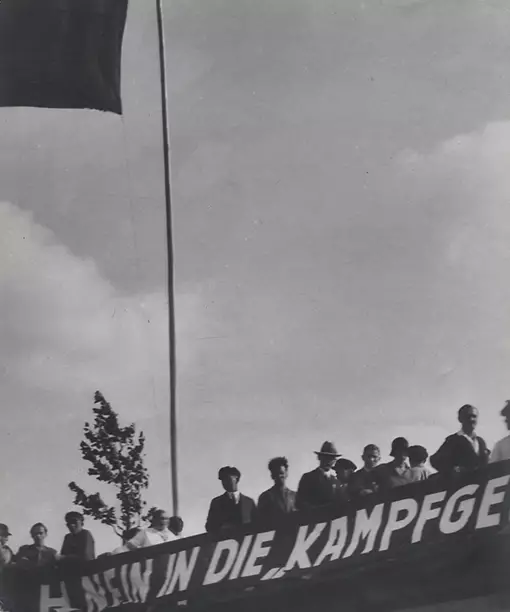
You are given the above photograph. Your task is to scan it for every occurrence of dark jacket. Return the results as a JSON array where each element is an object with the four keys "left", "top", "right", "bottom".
[
  {"left": 60, "top": 529, "right": 95, "bottom": 562},
  {"left": 296, "top": 468, "right": 337, "bottom": 510},
  {"left": 430, "top": 433, "right": 489, "bottom": 474},
  {"left": 16, "top": 544, "right": 57, "bottom": 569},
  {"left": 205, "top": 492, "right": 256, "bottom": 533},
  {"left": 350, "top": 467, "right": 382, "bottom": 498},
  {"left": 376, "top": 462, "right": 415, "bottom": 490},
  {"left": 257, "top": 486, "right": 296, "bottom": 524}
]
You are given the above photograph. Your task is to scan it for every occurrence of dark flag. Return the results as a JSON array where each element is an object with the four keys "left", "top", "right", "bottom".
[{"left": 0, "top": 0, "right": 128, "bottom": 114}]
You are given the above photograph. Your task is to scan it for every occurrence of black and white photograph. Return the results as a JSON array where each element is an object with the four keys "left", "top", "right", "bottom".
[{"left": 1, "top": 1, "right": 510, "bottom": 612}]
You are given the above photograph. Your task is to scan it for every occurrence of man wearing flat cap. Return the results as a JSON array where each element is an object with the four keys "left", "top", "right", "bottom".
[
  {"left": 205, "top": 466, "right": 256, "bottom": 533},
  {"left": 490, "top": 401, "right": 510, "bottom": 463},
  {"left": 296, "top": 441, "right": 341, "bottom": 510}
]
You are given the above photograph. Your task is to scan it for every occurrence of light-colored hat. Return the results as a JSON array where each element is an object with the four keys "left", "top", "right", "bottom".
[{"left": 315, "top": 441, "right": 341, "bottom": 457}]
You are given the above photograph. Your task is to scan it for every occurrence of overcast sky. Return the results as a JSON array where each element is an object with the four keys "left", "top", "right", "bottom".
[{"left": 2, "top": 0, "right": 510, "bottom": 553}]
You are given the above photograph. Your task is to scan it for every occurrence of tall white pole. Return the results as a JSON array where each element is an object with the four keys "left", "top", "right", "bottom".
[{"left": 156, "top": 0, "right": 179, "bottom": 517}]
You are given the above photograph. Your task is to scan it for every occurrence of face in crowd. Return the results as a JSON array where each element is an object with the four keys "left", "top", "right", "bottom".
[
  {"left": 65, "top": 513, "right": 84, "bottom": 535},
  {"left": 269, "top": 459, "right": 288, "bottom": 488},
  {"left": 151, "top": 510, "right": 170, "bottom": 532},
  {"left": 362, "top": 446, "right": 380, "bottom": 470},
  {"left": 31, "top": 523, "right": 47, "bottom": 547},
  {"left": 318, "top": 454, "right": 337, "bottom": 470},
  {"left": 221, "top": 471, "right": 240, "bottom": 493},
  {"left": 334, "top": 461, "right": 356, "bottom": 484},
  {"left": 459, "top": 405, "right": 478, "bottom": 435}
]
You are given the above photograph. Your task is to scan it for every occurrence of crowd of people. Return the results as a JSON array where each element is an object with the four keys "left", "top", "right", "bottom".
[
  {"left": 1, "top": 401, "right": 510, "bottom": 578},
  {"left": 203, "top": 401, "right": 510, "bottom": 532},
  {"left": 0, "top": 510, "right": 183, "bottom": 578}
]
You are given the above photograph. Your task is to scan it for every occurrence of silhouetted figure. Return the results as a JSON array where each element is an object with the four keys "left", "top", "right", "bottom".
[
  {"left": 296, "top": 441, "right": 341, "bottom": 510},
  {"left": 490, "top": 401, "right": 510, "bottom": 463},
  {"left": 430, "top": 405, "right": 489, "bottom": 474},
  {"left": 258, "top": 457, "right": 296, "bottom": 524},
  {"left": 205, "top": 466, "right": 256, "bottom": 533}
]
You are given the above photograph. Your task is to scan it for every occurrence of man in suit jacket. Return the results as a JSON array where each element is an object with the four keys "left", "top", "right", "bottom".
[
  {"left": 258, "top": 457, "right": 296, "bottom": 525},
  {"left": 430, "top": 405, "right": 489, "bottom": 474},
  {"left": 296, "top": 441, "right": 341, "bottom": 511},
  {"left": 205, "top": 466, "right": 256, "bottom": 533}
]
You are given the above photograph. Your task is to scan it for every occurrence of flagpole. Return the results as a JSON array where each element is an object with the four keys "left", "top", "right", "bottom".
[{"left": 156, "top": 0, "right": 179, "bottom": 517}]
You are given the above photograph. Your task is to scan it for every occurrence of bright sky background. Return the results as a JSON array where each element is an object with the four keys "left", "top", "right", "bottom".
[{"left": 2, "top": 0, "right": 510, "bottom": 554}]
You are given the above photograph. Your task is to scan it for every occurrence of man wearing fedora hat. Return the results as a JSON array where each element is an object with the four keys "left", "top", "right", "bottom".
[{"left": 296, "top": 441, "right": 341, "bottom": 511}]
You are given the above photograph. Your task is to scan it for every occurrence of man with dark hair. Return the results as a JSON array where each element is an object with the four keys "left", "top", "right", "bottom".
[
  {"left": 430, "top": 405, "right": 489, "bottom": 474},
  {"left": 377, "top": 438, "right": 414, "bottom": 490},
  {"left": 490, "top": 401, "right": 510, "bottom": 463},
  {"left": 205, "top": 466, "right": 256, "bottom": 533},
  {"left": 169, "top": 516, "right": 184, "bottom": 538},
  {"left": 257, "top": 457, "right": 296, "bottom": 524},
  {"left": 350, "top": 444, "right": 382, "bottom": 498},
  {"left": 408, "top": 445, "right": 432, "bottom": 481},
  {"left": 59, "top": 512, "right": 95, "bottom": 562},
  {"left": 296, "top": 441, "right": 341, "bottom": 510}
]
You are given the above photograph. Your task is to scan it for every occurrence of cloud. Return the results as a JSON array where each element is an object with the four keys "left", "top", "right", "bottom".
[
  {"left": 395, "top": 121, "right": 510, "bottom": 407},
  {"left": 0, "top": 201, "right": 207, "bottom": 551}
]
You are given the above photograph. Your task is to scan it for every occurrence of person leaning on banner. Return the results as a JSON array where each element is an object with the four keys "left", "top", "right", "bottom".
[
  {"left": 376, "top": 438, "right": 415, "bottom": 490},
  {"left": 334, "top": 458, "right": 357, "bottom": 504},
  {"left": 112, "top": 510, "right": 177, "bottom": 554},
  {"left": 350, "top": 444, "right": 382, "bottom": 499},
  {"left": 490, "top": 401, "right": 510, "bottom": 463},
  {"left": 205, "top": 466, "right": 256, "bottom": 533},
  {"left": 59, "top": 512, "right": 95, "bottom": 564},
  {"left": 15, "top": 523, "right": 57, "bottom": 570},
  {"left": 408, "top": 445, "right": 432, "bottom": 481},
  {"left": 430, "top": 405, "right": 489, "bottom": 475},
  {"left": 296, "top": 441, "right": 341, "bottom": 511},
  {"left": 257, "top": 457, "right": 296, "bottom": 525}
]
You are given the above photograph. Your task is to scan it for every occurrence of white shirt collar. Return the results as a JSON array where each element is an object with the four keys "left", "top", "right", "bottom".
[
  {"left": 458, "top": 429, "right": 477, "bottom": 439},
  {"left": 457, "top": 430, "right": 480, "bottom": 453},
  {"left": 228, "top": 491, "right": 240, "bottom": 503}
]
